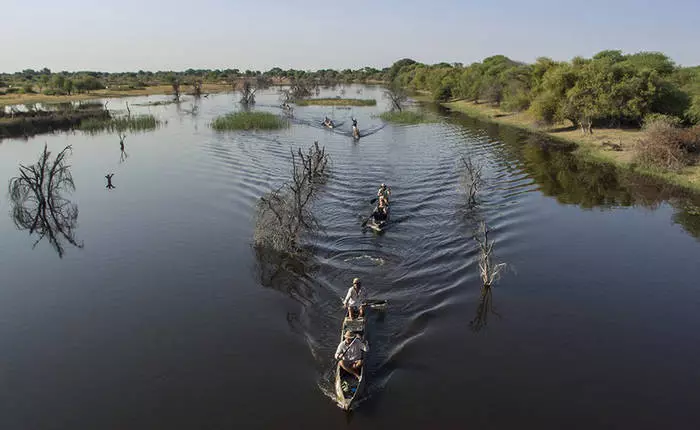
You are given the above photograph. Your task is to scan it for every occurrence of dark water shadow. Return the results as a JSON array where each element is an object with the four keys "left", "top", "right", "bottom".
[{"left": 8, "top": 144, "right": 83, "bottom": 257}]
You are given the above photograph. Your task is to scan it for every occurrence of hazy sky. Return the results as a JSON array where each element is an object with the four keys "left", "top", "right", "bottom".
[{"left": 2, "top": 0, "right": 699, "bottom": 72}]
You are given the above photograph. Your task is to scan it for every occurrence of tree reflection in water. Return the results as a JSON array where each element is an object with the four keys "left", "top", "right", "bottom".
[
  {"left": 470, "top": 285, "right": 500, "bottom": 333},
  {"left": 8, "top": 144, "right": 83, "bottom": 257},
  {"left": 254, "top": 245, "right": 315, "bottom": 306}
]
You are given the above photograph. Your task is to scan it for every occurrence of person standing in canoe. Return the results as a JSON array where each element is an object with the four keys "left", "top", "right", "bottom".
[
  {"left": 377, "top": 183, "right": 391, "bottom": 203},
  {"left": 343, "top": 277, "right": 366, "bottom": 320},
  {"left": 351, "top": 117, "right": 359, "bottom": 139},
  {"left": 335, "top": 330, "right": 368, "bottom": 379}
]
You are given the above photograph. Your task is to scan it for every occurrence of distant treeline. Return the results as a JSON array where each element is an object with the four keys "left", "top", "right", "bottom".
[
  {"left": 3, "top": 52, "right": 699, "bottom": 128},
  {"left": 388, "top": 52, "right": 700, "bottom": 128},
  {"left": 0, "top": 67, "right": 386, "bottom": 96}
]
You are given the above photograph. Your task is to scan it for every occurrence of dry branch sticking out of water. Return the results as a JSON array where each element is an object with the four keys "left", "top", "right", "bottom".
[{"left": 254, "top": 142, "right": 330, "bottom": 254}]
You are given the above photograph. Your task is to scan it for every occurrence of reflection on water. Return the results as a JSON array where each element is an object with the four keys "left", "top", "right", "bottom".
[
  {"left": 470, "top": 286, "right": 499, "bottom": 332},
  {"left": 8, "top": 144, "right": 83, "bottom": 257},
  {"left": 448, "top": 111, "right": 700, "bottom": 239},
  {"left": 254, "top": 246, "right": 316, "bottom": 306}
]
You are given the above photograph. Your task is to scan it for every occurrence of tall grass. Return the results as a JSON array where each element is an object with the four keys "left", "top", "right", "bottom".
[
  {"left": 380, "top": 110, "right": 435, "bottom": 124},
  {"left": 295, "top": 98, "right": 377, "bottom": 106},
  {"left": 79, "top": 114, "right": 160, "bottom": 133},
  {"left": 211, "top": 111, "right": 287, "bottom": 131}
]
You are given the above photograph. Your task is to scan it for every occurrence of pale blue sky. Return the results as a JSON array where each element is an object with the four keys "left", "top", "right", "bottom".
[{"left": 2, "top": 0, "right": 699, "bottom": 72}]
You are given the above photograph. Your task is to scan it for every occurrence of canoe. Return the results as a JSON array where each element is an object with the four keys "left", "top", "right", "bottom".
[
  {"left": 366, "top": 206, "right": 390, "bottom": 232},
  {"left": 335, "top": 316, "right": 366, "bottom": 410}
]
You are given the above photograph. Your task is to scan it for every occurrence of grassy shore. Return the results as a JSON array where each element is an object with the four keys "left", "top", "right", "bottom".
[
  {"left": 0, "top": 83, "right": 231, "bottom": 107},
  {"left": 211, "top": 111, "right": 288, "bottom": 131},
  {"left": 439, "top": 99, "right": 700, "bottom": 192},
  {"left": 295, "top": 98, "right": 377, "bottom": 107}
]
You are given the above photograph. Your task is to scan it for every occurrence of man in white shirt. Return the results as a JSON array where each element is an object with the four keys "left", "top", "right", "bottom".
[
  {"left": 335, "top": 330, "right": 368, "bottom": 379},
  {"left": 343, "top": 277, "right": 366, "bottom": 320}
]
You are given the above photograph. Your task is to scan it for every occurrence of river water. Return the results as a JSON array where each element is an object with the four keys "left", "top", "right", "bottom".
[{"left": 1, "top": 85, "right": 699, "bottom": 429}]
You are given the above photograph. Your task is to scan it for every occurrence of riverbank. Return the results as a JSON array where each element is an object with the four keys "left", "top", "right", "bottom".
[
  {"left": 0, "top": 83, "right": 231, "bottom": 107},
  {"left": 436, "top": 98, "right": 700, "bottom": 192}
]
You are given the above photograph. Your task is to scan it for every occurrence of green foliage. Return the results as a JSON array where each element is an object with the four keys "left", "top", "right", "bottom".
[
  {"left": 380, "top": 110, "right": 436, "bottom": 124},
  {"left": 79, "top": 115, "right": 160, "bottom": 133},
  {"left": 211, "top": 111, "right": 287, "bottom": 131},
  {"left": 389, "top": 51, "right": 696, "bottom": 129},
  {"left": 643, "top": 113, "right": 683, "bottom": 128},
  {"left": 294, "top": 98, "right": 376, "bottom": 106}
]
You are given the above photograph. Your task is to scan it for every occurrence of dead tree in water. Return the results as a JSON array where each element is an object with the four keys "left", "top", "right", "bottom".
[
  {"left": 254, "top": 142, "right": 330, "bottom": 253},
  {"left": 474, "top": 222, "right": 506, "bottom": 287},
  {"left": 192, "top": 80, "right": 203, "bottom": 98},
  {"left": 170, "top": 79, "right": 181, "bottom": 102},
  {"left": 8, "top": 144, "right": 83, "bottom": 257},
  {"left": 238, "top": 79, "right": 257, "bottom": 105},
  {"left": 384, "top": 81, "right": 408, "bottom": 112},
  {"left": 118, "top": 132, "right": 128, "bottom": 163},
  {"left": 462, "top": 156, "right": 484, "bottom": 207}
]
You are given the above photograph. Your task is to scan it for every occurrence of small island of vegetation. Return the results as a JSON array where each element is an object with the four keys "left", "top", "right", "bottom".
[
  {"left": 211, "top": 111, "right": 288, "bottom": 131},
  {"left": 294, "top": 98, "right": 376, "bottom": 107}
]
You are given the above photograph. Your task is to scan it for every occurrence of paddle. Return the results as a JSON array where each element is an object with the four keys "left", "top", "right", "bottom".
[
  {"left": 363, "top": 299, "right": 388, "bottom": 310},
  {"left": 369, "top": 197, "right": 377, "bottom": 205},
  {"left": 334, "top": 336, "right": 360, "bottom": 364}
]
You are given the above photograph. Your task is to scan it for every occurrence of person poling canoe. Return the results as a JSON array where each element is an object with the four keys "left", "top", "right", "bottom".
[
  {"left": 377, "top": 183, "right": 391, "bottom": 203},
  {"left": 335, "top": 330, "right": 368, "bottom": 380},
  {"left": 343, "top": 277, "right": 366, "bottom": 320},
  {"left": 351, "top": 117, "right": 359, "bottom": 139}
]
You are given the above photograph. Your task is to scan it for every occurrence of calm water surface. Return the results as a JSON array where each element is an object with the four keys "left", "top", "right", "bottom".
[{"left": 1, "top": 86, "right": 699, "bottom": 429}]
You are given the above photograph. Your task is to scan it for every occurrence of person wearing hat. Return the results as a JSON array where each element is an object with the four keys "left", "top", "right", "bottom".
[
  {"left": 377, "top": 183, "right": 391, "bottom": 203},
  {"left": 343, "top": 278, "right": 367, "bottom": 320},
  {"left": 334, "top": 330, "right": 368, "bottom": 379}
]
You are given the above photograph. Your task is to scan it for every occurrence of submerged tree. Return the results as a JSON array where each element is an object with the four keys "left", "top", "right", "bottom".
[
  {"left": 474, "top": 222, "right": 506, "bottom": 287},
  {"left": 384, "top": 81, "right": 408, "bottom": 112},
  {"left": 254, "top": 142, "right": 330, "bottom": 253},
  {"left": 238, "top": 79, "right": 257, "bottom": 105},
  {"left": 462, "top": 156, "right": 484, "bottom": 207},
  {"left": 166, "top": 75, "right": 181, "bottom": 102},
  {"left": 192, "top": 79, "right": 203, "bottom": 98},
  {"left": 8, "top": 144, "right": 83, "bottom": 257}
]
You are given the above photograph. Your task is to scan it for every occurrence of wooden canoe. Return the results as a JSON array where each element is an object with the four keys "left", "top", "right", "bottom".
[{"left": 334, "top": 317, "right": 366, "bottom": 410}]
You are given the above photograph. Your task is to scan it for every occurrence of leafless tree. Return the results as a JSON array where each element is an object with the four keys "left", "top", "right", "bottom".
[
  {"left": 8, "top": 144, "right": 83, "bottom": 257},
  {"left": 462, "top": 156, "right": 484, "bottom": 207},
  {"left": 238, "top": 79, "right": 257, "bottom": 105},
  {"left": 171, "top": 80, "right": 181, "bottom": 102},
  {"left": 474, "top": 222, "right": 506, "bottom": 287},
  {"left": 254, "top": 142, "right": 330, "bottom": 253},
  {"left": 384, "top": 82, "right": 408, "bottom": 112},
  {"left": 118, "top": 132, "right": 128, "bottom": 163},
  {"left": 192, "top": 80, "right": 203, "bottom": 98}
]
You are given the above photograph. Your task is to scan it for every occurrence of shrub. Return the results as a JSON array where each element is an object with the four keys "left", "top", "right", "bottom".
[
  {"left": 635, "top": 120, "right": 700, "bottom": 170},
  {"left": 211, "top": 111, "right": 287, "bottom": 131},
  {"left": 643, "top": 113, "right": 682, "bottom": 129}
]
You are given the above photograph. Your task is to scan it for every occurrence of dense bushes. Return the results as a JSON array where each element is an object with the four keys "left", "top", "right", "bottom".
[{"left": 389, "top": 51, "right": 700, "bottom": 128}]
